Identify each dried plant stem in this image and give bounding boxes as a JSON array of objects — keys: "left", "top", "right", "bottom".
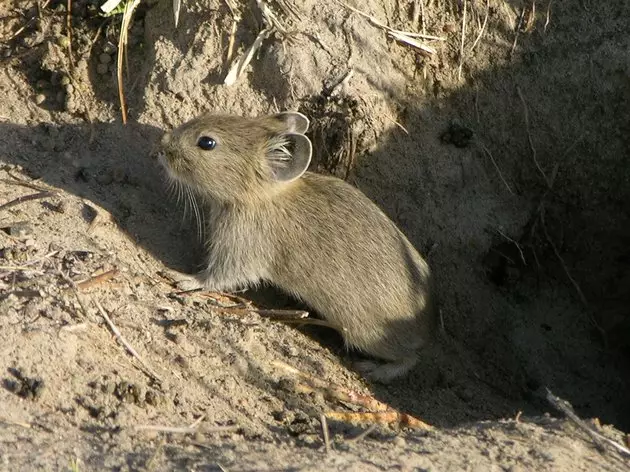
[
  {"left": 546, "top": 388, "right": 630, "bottom": 458},
  {"left": 320, "top": 414, "right": 331, "bottom": 453},
  {"left": 539, "top": 210, "right": 586, "bottom": 305},
  {"left": 517, "top": 86, "right": 550, "bottom": 187},
  {"left": 470, "top": 0, "right": 489, "bottom": 53},
  {"left": 116, "top": 0, "right": 141, "bottom": 124},
  {"left": 77, "top": 269, "right": 119, "bottom": 291},
  {"left": 0, "top": 191, "right": 53, "bottom": 212},
  {"left": 457, "top": 0, "right": 467, "bottom": 80},
  {"left": 66, "top": 0, "right": 74, "bottom": 67},
  {"left": 93, "top": 298, "right": 163, "bottom": 383},
  {"left": 479, "top": 142, "right": 515, "bottom": 195}
]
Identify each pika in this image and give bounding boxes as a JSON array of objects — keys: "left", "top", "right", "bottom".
[{"left": 157, "top": 111, "right": 435, "bottom": 382}]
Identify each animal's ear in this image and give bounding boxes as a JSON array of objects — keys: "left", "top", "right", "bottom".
[
  {"left": 272, "top": 112, "right": 310, "bottom": 134},
  {"left": 265, "top": 133, "right": 312, "bottom": 182}
]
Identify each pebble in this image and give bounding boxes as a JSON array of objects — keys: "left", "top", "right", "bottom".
[
  {"left": 99, "top": 53, "right": 112, "bottom": 64},
  {"left": 96, "top": 63, "right": 109, "bottom": 75},
  {"left": 102, "top": 42, "right": 116, "bottom": 54},
  {"left": 65, "top": 83, "right": 74, "bottom": 93},
  {"left": 60, "top": 76, "right": 70, "bottom": 86},
  {"left": 56, "top": 35, "right": 70, "bottom": 48},
  {"left": 34, "top": 94, "right": 46, "bottom": 105}
]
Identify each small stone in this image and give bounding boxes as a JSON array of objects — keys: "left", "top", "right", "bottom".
[
  {"left": 8, "top": 222, "right": 32, "bottom": 238},
  {"left": 96, "top": 63, "right": 109, "bottom": 75},
  {"left": 392, "top": 436, "right": 406, "bottom": 447},
  {"left": 98, "top": 53, "right": 112, "bottom": 64},
  {"left": 102, "top": 42, "right": 116, "bottom": 54},
  {"left": 60, "top": 76, "right": 71, "bottom": 86},
  {"left": 65, "top": 83, "right": 74, "bottom": 93},
  {"left": 24, "top": 238, "right": 36, "bottom": 247},
  {"left": 34, "top": 94, "right": 46, "bottom": 105},
  {"left": 56, "top": 35, "right": 70, "bottom": 48}
]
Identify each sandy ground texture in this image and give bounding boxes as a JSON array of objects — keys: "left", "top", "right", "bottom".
[{"left": 1, "top": 0, "right": 629, "bottom": 470}]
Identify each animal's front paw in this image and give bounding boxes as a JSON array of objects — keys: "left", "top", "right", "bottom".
[{"left": 162, "top": 269, "right": 204, "bottom": 292}]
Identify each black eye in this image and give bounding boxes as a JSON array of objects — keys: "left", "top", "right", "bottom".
[{"left": 197, "top": 136, "right": 216, "bottom": 150}]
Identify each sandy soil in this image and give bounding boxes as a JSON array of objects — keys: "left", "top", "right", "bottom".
[{"left": 0, "top": 0, "right": 629, "bottom": 470}]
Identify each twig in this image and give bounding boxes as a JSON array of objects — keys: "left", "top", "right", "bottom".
[
  {"left": 335, "top": 0, "right": 440, "bottom": 55},
  {"left": 134, "top": 424, "right": 237, "bottom": 434},
  {"left": 479, "top": 142, "right": 515, "bottom": 195},
  {"left": 225, "top": 11, "right": 240, "bottom": 65},
  {"left": 320, "top": 414, "right": 331, "bottom": 453},
  {"left": 545, "top": 388, "right": 630, "bottom": 458},
  {"left": 345, "top": 424, "right": 378, "bottom": 443},
  {"left": 93, "top": 298, "right": 163, "bottom": 383},
  {"left": 272, "top": 360, "right": 392, "bottom": 412},
  {"left": 469, "top": 0, "right": 489, "bottom": 53},
  {"left": 172, "top": 0, "right": 182, "bottom": 28},
  {"left": 325, "top": 411, "right": 432, "bottom": 430},
  {"left": 116, "top": 0, "right": 141, "bottom": 124},
  {"left": 539, "top": 210, "right": 587, "bottom": 305},
  {"left": 326, "top": 69, "right": 354, "bottom": 97},
  {"left": 0, "top": 175, "right": 55, "bottom": 193},
  {"left": 457, "top": 0, "right": 467, "bottom": 80},
  {"left": 76, "top": 269, "right": 119, "bottom": 291},
  {"left": 510, "top": 7, "right": 525, "bottom": 57},
  {"left": 66, "top": 0, "right": 75, "bottom": 68},
  {"left": 0, "top": 191, "right": 54, "bottom": 212},
  {"left": 544, "top": 0, "right": 553, "bottom": 32},
  {"left": 495, "top": 228, "right": 526, "bottom": 265},
  {"left": 517, "top": 86, "right": 550, "bottom": 187},
  {"left": 224, "top": 27, "right": 271, "bottom": 86},
  {"left": 6, "top": 0, "right": 52, "bottom": 41}
]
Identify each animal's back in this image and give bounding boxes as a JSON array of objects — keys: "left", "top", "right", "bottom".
[{"left": 268, "top": 172, "right": 435, "bottom": 361}]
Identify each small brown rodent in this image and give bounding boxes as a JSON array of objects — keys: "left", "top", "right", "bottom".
[{"left": 157, "top": 111, "right": 435, "bottom": 382}]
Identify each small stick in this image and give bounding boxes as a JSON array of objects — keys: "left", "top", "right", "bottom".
[
  {"left": 320, "top": 414, "right": 331, "bottom": 453},
  {"left": 273, "top": 361, "right": 393, "bottom": 412},
  {"left": 225, "top": 14, "right": 239, "bottom": 65},
  {"left": 545, "top": 388, "right": 630, "bottom": 458},
  {"left": 77, "top": 269, "right": 119, "bottom": 291},
  {"left": 66, "top": 0, "right": 75, "bottom": 67},
  {"left": 0, "top": 175, "right": 55, "bottom": 193},
  {"left": 517, "top": 86, "right": 550, "bottom": 187},
  {"left": 116, "top": 0, "right": 142, "bottom": 124},
  {"left": 457, "top": 0, "right": 467, "bottom": 80},
  {"left": 469, "top": 0, "right": 489, "bottom": 53},
  {"left": 510, "top": 7, "right": 525, "bottom": 57},
  {"left": 495, "top": 228, "right": 526, "bottom": 265},
  {"left": 325, "top": 411, "right": 432, "bottom": 431},
  {"left": 539, "top": 210, "right": 587, "bottom": 305},
  {"left": 346, "top": 424, "right": 378, "bottom": 443},
  {"left": 134, "top": 424, "right": 237, "bottom": 434},
  {"left": 0, "top": 191, "right": 53, "bottom": 212},
  {"left": 479, "top": 142, "right": 515, "bottom": 195},
  {"left": 93, "top": 298, "right": 163, "bottom": 383},
  {"left": 544, "top": 0, "right": 553, "bottom": 32},
  {"left": 327, "top": 69, "right": 354, "bottom": 97}
]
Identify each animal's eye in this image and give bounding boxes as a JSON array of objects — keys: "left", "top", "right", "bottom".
[{"left": 197, "top": 136, "right": 216, "bottom": 150}]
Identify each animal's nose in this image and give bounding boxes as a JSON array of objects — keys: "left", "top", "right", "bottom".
[
  {"left": 161, "top": 132, "right": 172, "bottom": 147},
  {"left": 149, "top": 132, "right": 172, "bottom": 159}
]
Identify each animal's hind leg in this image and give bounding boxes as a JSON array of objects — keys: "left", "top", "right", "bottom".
[{"left": 354, "top": 355, "right": 418, "bottom": 383}]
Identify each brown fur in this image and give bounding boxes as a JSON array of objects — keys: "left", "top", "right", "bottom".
[{"left": 157, "top": 112, "right": 436, "bottom": 382}]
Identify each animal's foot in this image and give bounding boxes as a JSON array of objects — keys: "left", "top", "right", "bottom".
[
  {"left": 162, "top": 269, "right": 205, "bottom": 292},
  {"left": 354, "top": 356, "right": 417, "bottom": 384}
]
